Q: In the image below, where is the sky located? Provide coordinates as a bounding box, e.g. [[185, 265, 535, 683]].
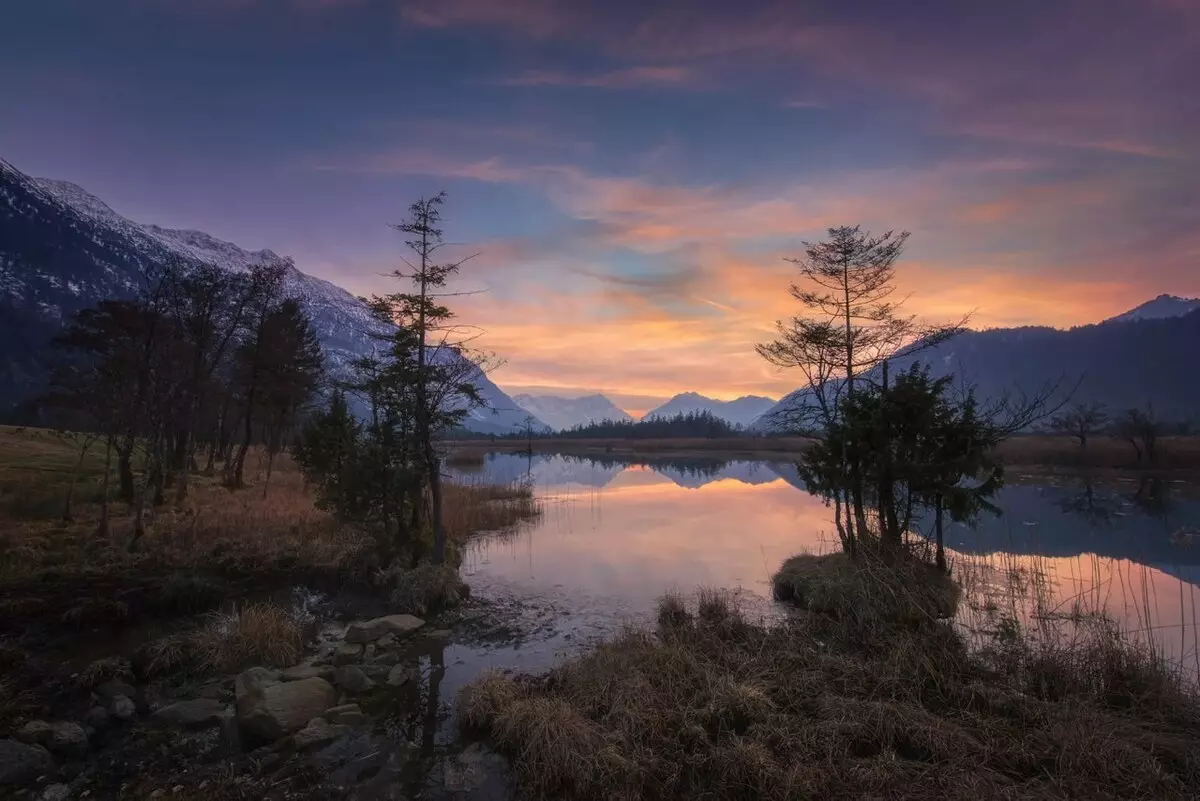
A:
[[2, 0, 1198, 415]]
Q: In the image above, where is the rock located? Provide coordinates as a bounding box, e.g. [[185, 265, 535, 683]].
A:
[[375, 633, 397, 649], [84, 706, 109, 731], [386, 664, 418, 687], [344, 614, 425, 644], [0, 739, 53, 785], [323, 704, 366, 726], [234, 667, 281, 701], [332, 643, 363, 665], [281, 664, 334, 682], [153, 699, 227, 729], [291, 718, 351, 751], [17, 721, 88, 757], [236, 676, 338, 742], [333, 666, 374, 695], [427, 629, 453, 642], [443, 742, 511, 800], [363, 644, 377, 661], [94, 679, 137, 704], [358, 664, 392, 679], [366, 649, 402, 667], [109, 695, 136, 721], [41, 783, 70, 801]]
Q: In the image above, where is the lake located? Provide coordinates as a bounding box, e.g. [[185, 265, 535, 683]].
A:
[[452, 452, 1200, 681]]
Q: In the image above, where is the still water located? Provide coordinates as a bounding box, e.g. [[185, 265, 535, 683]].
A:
[[454, 453, 1200, 677]]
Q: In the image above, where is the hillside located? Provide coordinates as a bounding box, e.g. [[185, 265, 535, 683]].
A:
[[512, 393, 632, 431], [757, 309, 1200, 431], [0, 159, 539, 433], [644, 392, 775, 428]]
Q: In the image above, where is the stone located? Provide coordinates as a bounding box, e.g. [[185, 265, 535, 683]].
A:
[[217, 711, 241, 757], [358, 664, 392, 679], [94, 679, 137, 704], [363, 644, 377, 661], [84, 706, 109, 731], [375, 633, 397, 649], [281, 664, 334, 682], [109, 695, 136, 721], [234, 667, 281, 701], [366, 649, 402, 667], [152, 699, 227, 729], [235, 675, 338, 742], [41, 783, 70, 801], [333, 643, 363, 665], [442, 742, 511, 800], [333, 666, 374, 695], [323, 704, 366, 726], [427, 629, 453, 642], [386, 664, 418, 687], [17, 721, 88, 757], [0, 739, 53, 785], [291, 718, 351, 751], [343, 614, 425, 644]]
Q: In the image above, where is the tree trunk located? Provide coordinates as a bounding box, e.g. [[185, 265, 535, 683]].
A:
[[935, 495, 946, 572], [118, 444, 135, 504], [262, 450, 276, 499], [62, 438, 93, 523], [429, 449, 447, 565], [96, 436, 112, 538]]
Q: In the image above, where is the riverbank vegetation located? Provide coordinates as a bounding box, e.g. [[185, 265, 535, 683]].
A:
[[461, 575, 1200, 800]]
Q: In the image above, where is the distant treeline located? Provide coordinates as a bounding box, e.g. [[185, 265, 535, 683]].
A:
[[531, 411, 746, 439]]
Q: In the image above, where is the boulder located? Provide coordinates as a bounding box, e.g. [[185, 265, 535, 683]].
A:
[[333, 666, 374, 695], [376, 633, 397, 649], [153, 699, 227, 729], [234, 667, 281, 700], [291, 718, 351, 751], [84, 706, 110, 731], [323, 704, 366, 726], [366, 649, 402, 667], [386, 664, 418, 687], [0, 739, 53, 785], [109, 695, 136, 721], [344, 615, 425, 644], [41, 783, 71, 801], [236, 676, 338, 741], [94, 679, 137, 704], [17, 721, 88, 757], [281, 664, 335, 682], [333, 643, 363, 665]]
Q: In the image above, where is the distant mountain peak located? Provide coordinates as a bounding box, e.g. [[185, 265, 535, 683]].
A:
[[1105, 294, 1200, 324], [512, 393, 631, 431], [644, 392, 776, 428]]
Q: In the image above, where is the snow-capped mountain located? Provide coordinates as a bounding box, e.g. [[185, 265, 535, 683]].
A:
[[643, 392, 776, 428], [1103, 294, 1200, 324], [0, 158, 539, 433], [512, 393, 632, 431]]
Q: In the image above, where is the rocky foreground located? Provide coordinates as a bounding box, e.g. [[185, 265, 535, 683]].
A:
[[2, 613, 511, 800]]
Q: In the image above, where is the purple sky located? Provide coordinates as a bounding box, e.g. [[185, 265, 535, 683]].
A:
[[3, 0, 1198, 413]]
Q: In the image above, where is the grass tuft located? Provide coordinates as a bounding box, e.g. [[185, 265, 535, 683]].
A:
[[386, 562, 470, 617]]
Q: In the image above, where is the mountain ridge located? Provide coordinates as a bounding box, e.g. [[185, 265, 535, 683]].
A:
[[512, 393, 632, 431], [0, 159, 542, 433], [644, 392, 776, 428]]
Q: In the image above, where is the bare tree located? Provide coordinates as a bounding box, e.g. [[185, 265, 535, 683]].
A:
[[757, 225, 965, 554], [1111, 406, 1160, 464], [1047, 402, 1109, 456]]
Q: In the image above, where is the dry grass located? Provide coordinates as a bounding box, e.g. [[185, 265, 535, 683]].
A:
[[996, 434, 1200, 472], [443, 479, 540, 542], [385, 562, 470, 617], [138, 601, 304, 677], [461, 565, 1200, 801]]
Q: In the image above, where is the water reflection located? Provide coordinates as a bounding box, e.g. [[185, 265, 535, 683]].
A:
[[454, 453, 1200, 673]]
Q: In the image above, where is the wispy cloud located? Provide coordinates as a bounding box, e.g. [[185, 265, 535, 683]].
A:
[[495, 66, 701, 90]]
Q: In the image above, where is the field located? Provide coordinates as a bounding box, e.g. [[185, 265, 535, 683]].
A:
[[0, 425, 537, 633]]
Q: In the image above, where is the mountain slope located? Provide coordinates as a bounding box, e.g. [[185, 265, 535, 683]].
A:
[[0, 158, 539, 433], [756, 308, 1200, 430], [1104, 294, 1200, 324], [644, 392, 776, 428], [512, 393, 632, 431]]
